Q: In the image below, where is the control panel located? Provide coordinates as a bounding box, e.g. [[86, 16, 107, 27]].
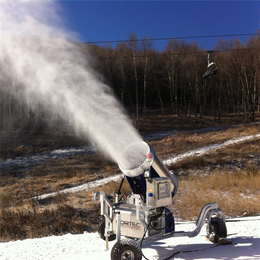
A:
[[146, 177, 172, 208]]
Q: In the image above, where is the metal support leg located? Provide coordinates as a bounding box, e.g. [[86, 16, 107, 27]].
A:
[[116, 212, 121, 242]]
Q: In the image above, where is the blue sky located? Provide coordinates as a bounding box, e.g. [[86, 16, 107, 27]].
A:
[[59, 1, 259, 50]]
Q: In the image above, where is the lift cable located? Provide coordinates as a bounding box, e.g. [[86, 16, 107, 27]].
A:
[[81, 33, 259, 60], [94, 47, 254, 61], [86, 33, 258, 45]]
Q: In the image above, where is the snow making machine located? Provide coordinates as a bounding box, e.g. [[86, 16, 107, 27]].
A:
[[93, 142, 227, 260]]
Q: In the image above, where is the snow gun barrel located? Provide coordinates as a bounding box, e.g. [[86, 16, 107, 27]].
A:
[[119, 142, 178, 196]]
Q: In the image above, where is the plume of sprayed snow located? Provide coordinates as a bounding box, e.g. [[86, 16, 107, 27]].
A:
[[0, 1, 147, 169]]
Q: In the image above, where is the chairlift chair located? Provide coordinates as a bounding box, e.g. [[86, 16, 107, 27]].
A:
[[203, 51, 218, 79]]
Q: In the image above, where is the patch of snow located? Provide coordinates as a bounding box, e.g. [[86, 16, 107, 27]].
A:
[[163, 134, 260, 165], [36, 174, 123, 200], [0, 146, 95, 173], [0, 216, 259, 259]]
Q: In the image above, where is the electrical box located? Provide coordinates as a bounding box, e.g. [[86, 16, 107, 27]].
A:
[[146, 177, 172, 208]]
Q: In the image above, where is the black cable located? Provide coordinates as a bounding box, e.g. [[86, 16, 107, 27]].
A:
[[149, 209, 172, 231], [140, 218, 152, 260], [116, 176, 125, 196], [140, 209, 222, 260], [140, 209, 175, 260], [150, 216, 173, 231], [141, 219, 220, 260], [160, 244, 221, 260], [150, 221, 168, 231], [86, 33, 257, 45], [92, 47, 253, 61]]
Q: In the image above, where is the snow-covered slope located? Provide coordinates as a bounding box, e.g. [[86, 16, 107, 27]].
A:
[[1, 216, 259, 260]]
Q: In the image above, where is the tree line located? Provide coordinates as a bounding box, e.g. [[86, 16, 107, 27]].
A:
[[0, 32, 259, 131]]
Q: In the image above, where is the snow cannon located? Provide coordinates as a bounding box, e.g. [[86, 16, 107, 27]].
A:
[[119, 142, 178, 200], [93, 142, 227, 260]]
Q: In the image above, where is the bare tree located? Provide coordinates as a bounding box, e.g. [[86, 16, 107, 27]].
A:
[[140, 36, 156, 114], [114, 43, 135, 115], [127, 33, 141, 129]]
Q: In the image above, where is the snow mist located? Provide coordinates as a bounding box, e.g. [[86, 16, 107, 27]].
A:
[[0, 2, 146, 169]]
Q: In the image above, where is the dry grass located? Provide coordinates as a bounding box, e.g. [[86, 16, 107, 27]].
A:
[[150, 124, 260, 159], [168, 138, 260, 176], [0, 153, 119, 208], [0, 202, 100, 241], [63, 179, 133, 210], [171, 166, 260, 220]]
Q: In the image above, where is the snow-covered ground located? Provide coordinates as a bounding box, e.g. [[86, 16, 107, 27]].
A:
[[1, 216, 259, 259], [0, 146, 95, 174]]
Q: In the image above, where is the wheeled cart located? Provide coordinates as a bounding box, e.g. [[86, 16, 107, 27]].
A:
[[93, 142, 227, 260]]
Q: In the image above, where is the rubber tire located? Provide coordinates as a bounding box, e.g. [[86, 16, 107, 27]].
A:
[[98, 216, 116, 241], [111, 239, 142, 260], [207, 217, 227, 243]]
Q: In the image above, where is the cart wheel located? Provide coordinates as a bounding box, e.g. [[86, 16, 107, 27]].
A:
[[98, 216, 116, 241], [111, 239, 142, 260], [207, 217, 227, 243]]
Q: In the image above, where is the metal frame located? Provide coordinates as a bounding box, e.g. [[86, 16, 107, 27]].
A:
[[95, 186, 226, 245]]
